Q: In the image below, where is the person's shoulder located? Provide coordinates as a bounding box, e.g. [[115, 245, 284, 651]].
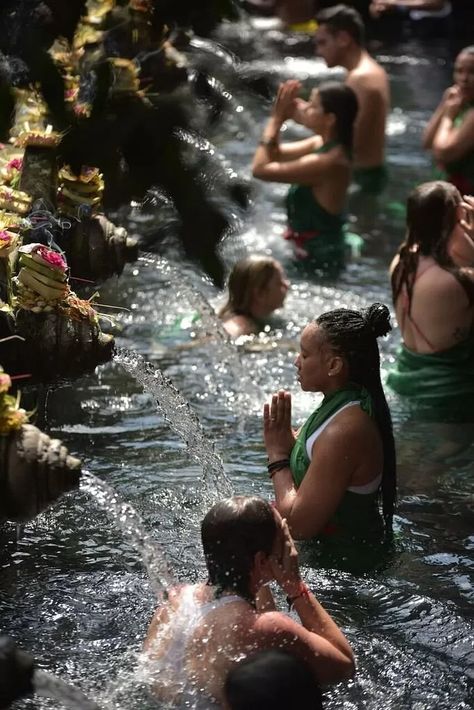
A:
[[253, 610, 302, 639], [348, 54, 388, 88], [222, 314, 256, 337], [324, 404, 378, 445]]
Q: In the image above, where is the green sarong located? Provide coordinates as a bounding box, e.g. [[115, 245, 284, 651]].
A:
[[290, 386, 384, 548], [387, 335, 474, 421], [353, 164, 388, 195]]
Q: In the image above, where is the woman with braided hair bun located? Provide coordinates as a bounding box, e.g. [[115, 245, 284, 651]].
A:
[[262, 303, 396, 568], [387, 181, 474, 418]]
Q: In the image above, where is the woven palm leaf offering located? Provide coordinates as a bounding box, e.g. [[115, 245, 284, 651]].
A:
[[0, 368, 81, 523], [12, 243, 114, 379], [17, 128, 62, 207], [57, 165, 138, 280]]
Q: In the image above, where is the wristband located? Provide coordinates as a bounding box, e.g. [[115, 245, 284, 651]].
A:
[[286, 581, 310, 610], [267, 458, 290, 478]]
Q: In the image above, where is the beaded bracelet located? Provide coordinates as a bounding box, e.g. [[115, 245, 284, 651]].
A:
[[267, 458, 290, 478]]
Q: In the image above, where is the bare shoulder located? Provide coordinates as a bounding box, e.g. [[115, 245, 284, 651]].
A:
[[324, 405, 379, 445], [222, 314, 256, 337], [347, 55, 388, 91]]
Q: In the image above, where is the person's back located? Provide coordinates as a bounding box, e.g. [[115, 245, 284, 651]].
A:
[[144, 497, 354, 706], [315, 4, 390, 178], [388, 181, 474, 415], [392, 255, 473, 353]]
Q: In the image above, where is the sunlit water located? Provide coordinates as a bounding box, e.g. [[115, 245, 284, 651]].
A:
[[0, 27, 473, 710]]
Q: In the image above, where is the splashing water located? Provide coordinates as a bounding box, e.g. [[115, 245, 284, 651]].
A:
[[81, 470, 171, 597], [34, 669, 103, 710], [139, 253, 262, 414], [114, 346, 233, 498]]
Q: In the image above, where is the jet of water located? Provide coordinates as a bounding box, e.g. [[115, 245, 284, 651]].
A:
[[80, 470, 172, 597], [139, 253, 262, 415], [114, 347, 233, 498]]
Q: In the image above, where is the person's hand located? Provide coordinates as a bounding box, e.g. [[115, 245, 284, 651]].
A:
[[263, 390, 295, 460], [460, 195, 474, 242], [369, 0, 393, 17], [442, 85, 463, 119], [269, 516, 302, 597], [272, 80, 302, 123]]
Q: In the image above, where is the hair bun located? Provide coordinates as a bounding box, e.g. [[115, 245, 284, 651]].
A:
[[364, 303, 392, 338]]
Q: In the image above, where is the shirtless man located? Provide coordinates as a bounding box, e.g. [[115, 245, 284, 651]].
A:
[[312, 4, 390, 195]]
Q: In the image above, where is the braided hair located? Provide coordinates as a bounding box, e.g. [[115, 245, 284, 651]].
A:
[[316, 303, 396, 528], [391, 181, 474, 314]]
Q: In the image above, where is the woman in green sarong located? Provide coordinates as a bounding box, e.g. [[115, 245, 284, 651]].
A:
[[262, 303, 397, 565], [423, 46, 474, 196], [387, 182, 474, 420], [252, 80, 358, 271]]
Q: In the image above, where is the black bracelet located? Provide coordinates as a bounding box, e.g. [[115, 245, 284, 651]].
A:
[[267, 458, 290, 478]]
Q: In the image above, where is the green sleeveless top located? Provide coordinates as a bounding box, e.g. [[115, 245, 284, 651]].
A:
[[290, 387, 384, 543], [387, 332, 474, 421], [435, 104, 474, 193], [285, 141, 346, 268]]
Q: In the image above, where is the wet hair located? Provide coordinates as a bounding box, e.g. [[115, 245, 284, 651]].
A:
[[318, 82, 358, 154], [316, 303, 396, 528], [218, 256, 280, 320], [201, 496, 277, 603], [391, 181, 474, 312], [224, 649, 323, 710], [316, 4, 365, 46]]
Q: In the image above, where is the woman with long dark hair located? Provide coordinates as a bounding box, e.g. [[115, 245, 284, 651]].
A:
[[262, 303, 396, 558], [144, 496, 354, 706], [387, 181, 474, 414], [252, 79, 358, 270]]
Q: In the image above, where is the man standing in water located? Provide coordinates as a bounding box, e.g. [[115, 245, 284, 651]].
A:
[[312, 4, 390, 195]]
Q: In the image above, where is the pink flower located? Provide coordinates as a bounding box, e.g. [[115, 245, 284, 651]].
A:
[[6, 158, 22, 171], [0, 373, 11, 393], [0, 230, 18, 255], [36, 246, 67, 271]]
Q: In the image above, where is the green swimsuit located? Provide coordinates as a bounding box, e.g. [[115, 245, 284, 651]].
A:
[[284, 141, 346, 270], [290, 387, 384, 545]]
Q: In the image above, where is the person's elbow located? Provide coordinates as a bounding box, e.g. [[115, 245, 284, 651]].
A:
[[252, 163, 268, 180]]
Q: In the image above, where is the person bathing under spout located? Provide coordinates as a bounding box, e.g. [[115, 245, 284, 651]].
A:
[[252, 80, 358, 272], [144, 496, 354, 707], [263, 303, 397, 568]]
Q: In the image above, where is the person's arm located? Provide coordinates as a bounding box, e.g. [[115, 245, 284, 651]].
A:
[[423, 97, 447, 150], [450, 195, 474, 267], [255, 517, 355, 684], [432, 108, 474, 164], [346, 76, 386, 164], [263, 392, 368, 539], [252, 80, 327, 183], [380, 0, 445, 7]]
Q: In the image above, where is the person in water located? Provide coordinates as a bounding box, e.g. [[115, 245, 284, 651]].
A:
[[262, 303, 397, 550], [224, 649, 323, 710], [387, 181, 474, 417], [218, 256, 289, 337], [314, 4, 390, 195], [252, 80, 358, 270], [144, 496, 354, 707], [423, 46, 474, 196], [369, 0, 452, 37]]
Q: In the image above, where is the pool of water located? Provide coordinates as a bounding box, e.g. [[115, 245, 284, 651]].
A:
[[1, 25, 473, 710]]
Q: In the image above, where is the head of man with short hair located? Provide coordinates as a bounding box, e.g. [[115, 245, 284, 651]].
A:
[[315, 4, 365, 68]]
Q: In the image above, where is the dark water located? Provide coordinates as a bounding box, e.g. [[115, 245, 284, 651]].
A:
[[1, 24, 473, 710]]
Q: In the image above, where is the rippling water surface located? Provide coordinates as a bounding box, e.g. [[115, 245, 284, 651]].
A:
[[1, 24, 473, 710]]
